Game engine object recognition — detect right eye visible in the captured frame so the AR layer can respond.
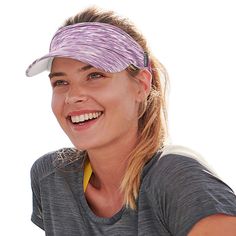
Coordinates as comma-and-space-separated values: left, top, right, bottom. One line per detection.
52, 80, 68, 87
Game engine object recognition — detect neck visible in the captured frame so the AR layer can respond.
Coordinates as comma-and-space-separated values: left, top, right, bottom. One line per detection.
86, 129, 138, 194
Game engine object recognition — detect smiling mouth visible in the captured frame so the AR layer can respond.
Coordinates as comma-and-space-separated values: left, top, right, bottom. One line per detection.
69, 111, 103, 124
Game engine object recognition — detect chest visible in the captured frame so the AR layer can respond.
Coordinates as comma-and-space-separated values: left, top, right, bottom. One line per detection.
40, 179, 171, 236
39, 166, 172, 235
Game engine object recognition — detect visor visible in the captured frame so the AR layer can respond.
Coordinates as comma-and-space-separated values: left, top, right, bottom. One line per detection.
26, 22, 149, 77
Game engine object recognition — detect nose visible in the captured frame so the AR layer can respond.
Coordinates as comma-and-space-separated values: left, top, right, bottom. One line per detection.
65, 86, 88, 104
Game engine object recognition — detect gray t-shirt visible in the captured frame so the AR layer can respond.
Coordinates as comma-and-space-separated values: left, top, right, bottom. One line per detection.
30, 147, 236, 236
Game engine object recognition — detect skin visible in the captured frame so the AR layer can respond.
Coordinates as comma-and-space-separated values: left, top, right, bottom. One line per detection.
50, 57, 236, 234
50, 58, 148, 151
50, 57, 151, 217
188, 214, 236, 236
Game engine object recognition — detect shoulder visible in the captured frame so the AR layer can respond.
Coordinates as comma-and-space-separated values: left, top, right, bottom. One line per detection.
30, 150, 57, 182
30, 147, 81, 182
145, 145, 214, 178
143, 145, 231, 193
159, 144, 212, 169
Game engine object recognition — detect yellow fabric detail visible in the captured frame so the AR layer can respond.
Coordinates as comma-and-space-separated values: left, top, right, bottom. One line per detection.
83, 160, 92, 192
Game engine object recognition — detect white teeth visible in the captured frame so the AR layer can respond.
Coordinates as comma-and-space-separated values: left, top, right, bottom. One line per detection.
80, 115, 85, 122
71, 112, 102, 123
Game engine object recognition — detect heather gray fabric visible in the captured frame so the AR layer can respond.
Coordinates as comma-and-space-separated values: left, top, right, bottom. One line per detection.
30, 148, 236, 236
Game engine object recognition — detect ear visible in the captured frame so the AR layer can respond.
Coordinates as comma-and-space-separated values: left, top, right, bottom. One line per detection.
135, 69, 152, 102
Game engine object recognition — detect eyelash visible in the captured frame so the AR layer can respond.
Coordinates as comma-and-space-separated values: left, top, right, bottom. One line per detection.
87, 72, 105, 80
52, 80, 68, 87
51, 72, 105, 88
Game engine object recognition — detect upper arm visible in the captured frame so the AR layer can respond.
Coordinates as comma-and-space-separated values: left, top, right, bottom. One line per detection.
30, 160, 44, 230
188, 214, 236, 236
30, 152, 55, 230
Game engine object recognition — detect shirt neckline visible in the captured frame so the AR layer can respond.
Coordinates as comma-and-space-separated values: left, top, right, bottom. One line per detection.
70, 150, 162, 224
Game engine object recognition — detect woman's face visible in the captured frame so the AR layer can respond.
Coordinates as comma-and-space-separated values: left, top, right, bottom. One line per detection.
50, 57, 141, 152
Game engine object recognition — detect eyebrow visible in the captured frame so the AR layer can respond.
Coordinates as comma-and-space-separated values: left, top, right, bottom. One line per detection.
48, 64, 93, 79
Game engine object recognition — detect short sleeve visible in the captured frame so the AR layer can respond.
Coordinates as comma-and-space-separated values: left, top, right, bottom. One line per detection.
30, 160, 44, 230
154, 154, 236, 236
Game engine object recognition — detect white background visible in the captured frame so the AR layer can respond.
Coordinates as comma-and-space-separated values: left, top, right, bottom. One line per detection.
1, 0, 235, 235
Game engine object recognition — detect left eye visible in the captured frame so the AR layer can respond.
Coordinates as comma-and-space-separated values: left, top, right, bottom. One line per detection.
87, 72, 104, 80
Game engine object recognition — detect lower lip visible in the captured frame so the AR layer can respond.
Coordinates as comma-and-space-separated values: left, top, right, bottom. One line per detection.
69, 114, 102, 132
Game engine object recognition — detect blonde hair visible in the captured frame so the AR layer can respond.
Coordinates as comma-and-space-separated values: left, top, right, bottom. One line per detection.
63, 7, 169, 209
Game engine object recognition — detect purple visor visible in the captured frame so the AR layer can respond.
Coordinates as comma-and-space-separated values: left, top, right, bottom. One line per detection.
26, 22, 149, 77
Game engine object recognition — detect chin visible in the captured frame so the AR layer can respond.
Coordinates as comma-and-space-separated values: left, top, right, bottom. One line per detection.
70, 138, 101, 151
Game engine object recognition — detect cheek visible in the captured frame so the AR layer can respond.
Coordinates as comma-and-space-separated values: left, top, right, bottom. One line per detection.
105, 88, 138, 120
51, 93, 64, 118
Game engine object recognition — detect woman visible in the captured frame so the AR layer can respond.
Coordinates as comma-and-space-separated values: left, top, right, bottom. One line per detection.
26, 7, 236, 236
